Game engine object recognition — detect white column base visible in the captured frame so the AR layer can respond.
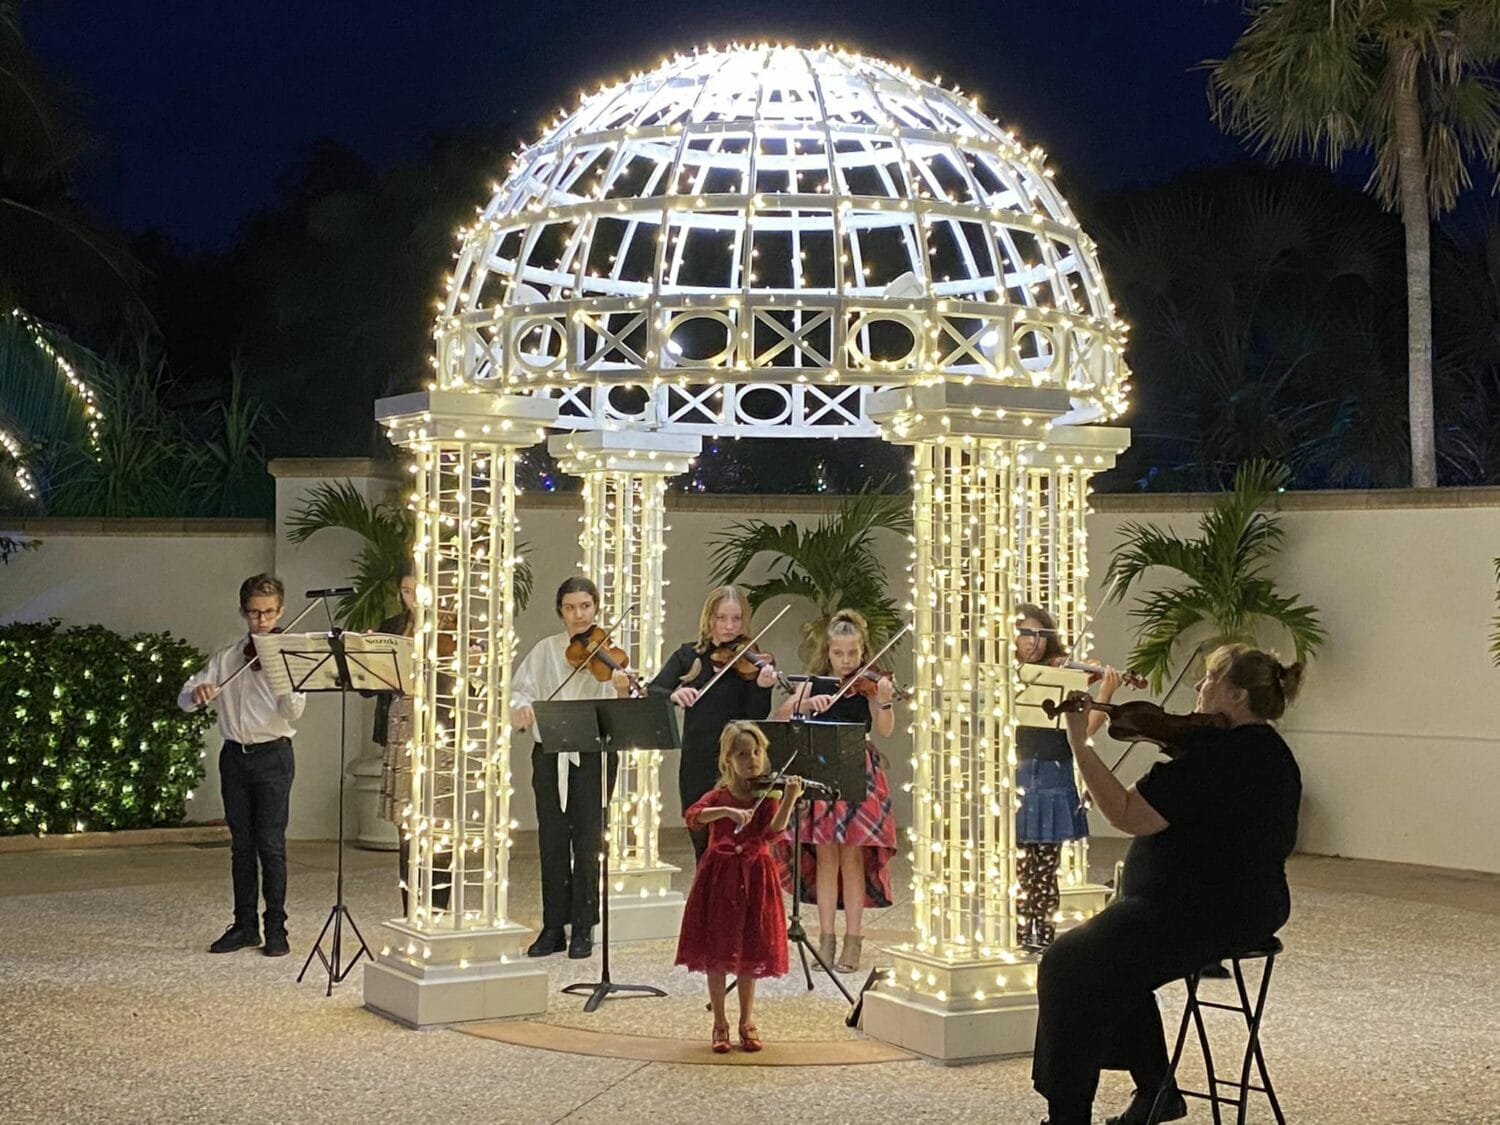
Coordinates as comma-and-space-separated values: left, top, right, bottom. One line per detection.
590, 866, 685, 942
861, 986, 1038, 1063
859, 947, 1041, 1062
1058, 881, 1111, 927
362, 920, 548, 1028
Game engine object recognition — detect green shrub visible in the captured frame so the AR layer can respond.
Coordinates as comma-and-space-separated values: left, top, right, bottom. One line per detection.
0, 620, 212, 836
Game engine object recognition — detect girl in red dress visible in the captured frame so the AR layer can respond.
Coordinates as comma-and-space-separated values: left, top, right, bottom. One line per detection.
772, 609, 898, 975
675, 720, 803, 1053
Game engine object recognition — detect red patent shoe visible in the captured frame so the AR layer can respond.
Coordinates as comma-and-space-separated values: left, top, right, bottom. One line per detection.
738, 1022, 763, 1052
711, 1022, 731, 1054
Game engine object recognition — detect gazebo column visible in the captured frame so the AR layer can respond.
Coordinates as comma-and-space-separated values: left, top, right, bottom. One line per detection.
549, 429, 702, 941
860, 382, 1098, 1061
363, 390, 556, 1028
1017, 429, 1129, 929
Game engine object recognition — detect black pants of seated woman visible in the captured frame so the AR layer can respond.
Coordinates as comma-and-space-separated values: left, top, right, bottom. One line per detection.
1033, 895, 1241, 1124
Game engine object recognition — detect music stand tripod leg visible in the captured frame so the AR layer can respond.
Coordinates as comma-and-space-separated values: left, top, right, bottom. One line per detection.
293, 638, 370, 994
560, 733, 666, 1011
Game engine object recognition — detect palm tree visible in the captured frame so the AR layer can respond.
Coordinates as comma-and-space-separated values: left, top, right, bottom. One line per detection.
1092, 164, 1410, 489
1206, 1, 1500, 489
1104, 460, 1326, 690
286, 480, 533, 630
0, 2, 145, 327
707, 484, 912, 664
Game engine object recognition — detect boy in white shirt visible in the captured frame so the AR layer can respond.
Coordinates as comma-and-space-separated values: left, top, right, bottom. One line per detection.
179, 574, 306, 957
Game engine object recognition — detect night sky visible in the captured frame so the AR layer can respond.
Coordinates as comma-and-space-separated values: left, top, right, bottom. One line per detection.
25, 1, 1251, 249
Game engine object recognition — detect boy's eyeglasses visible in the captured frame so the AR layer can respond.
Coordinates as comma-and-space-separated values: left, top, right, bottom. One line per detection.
243, 608, 281, 620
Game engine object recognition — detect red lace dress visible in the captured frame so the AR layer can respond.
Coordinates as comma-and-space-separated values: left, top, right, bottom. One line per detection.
674, 787, 789, 978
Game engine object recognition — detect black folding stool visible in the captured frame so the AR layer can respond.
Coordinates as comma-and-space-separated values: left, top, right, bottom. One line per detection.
1148, 936, 1286, 1125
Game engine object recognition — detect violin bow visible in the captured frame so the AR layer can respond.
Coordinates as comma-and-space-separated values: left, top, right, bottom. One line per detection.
690, 604, 790, 703
734, 746, 801, 835
1105, 641, 1205, 774
545, 603, 638, 702
821, 622, 912, 708
209, 599, 322, 697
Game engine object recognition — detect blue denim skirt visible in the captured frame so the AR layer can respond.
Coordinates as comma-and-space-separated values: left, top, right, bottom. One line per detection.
1016, 757, 1089, 843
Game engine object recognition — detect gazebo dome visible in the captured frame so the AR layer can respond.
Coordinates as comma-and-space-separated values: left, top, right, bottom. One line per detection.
437, 44, 1130, 436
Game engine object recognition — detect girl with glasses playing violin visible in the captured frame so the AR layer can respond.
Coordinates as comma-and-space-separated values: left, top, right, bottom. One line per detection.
648, 586, 779, 864
1014, 603, 1138, 951
511, 576, 633, 960
770, 609, 899, 974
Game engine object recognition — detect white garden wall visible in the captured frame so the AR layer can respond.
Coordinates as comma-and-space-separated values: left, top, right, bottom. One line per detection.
5, 475, 1497, 874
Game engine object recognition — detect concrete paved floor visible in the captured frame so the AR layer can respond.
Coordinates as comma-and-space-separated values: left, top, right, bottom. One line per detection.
1, 832, 1497, 1124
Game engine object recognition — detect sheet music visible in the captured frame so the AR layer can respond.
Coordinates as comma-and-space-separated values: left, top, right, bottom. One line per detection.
250, 631, 414, 696
1014, 664, 1091, 729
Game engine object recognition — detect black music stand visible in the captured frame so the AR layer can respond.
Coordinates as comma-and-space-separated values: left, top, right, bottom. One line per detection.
757, 717, 869, 1005
532, 696, 679, 1013
256, 629, 409, 995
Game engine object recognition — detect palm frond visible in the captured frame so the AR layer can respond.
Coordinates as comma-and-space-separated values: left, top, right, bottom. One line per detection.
1104, 521, 1205, 600
1126, 586, 1215, 693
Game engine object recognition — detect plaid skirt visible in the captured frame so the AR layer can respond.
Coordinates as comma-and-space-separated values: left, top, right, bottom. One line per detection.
776, 742, 896, 908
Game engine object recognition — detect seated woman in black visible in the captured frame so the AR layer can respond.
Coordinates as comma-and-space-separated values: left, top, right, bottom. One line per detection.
1032, 644, 1303, 1125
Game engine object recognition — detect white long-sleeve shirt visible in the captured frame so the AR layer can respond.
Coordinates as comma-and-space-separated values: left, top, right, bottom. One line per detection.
178, 635, 307, 744
510, 632, 616, 810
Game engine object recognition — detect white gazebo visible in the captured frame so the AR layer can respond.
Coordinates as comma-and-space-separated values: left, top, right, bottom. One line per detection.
365, 44, 1130, 1058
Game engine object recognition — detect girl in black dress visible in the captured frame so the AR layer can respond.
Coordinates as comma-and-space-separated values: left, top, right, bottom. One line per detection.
649, 586, 779, 861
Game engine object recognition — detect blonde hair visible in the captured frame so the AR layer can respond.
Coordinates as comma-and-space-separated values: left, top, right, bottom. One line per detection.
715, 720, 770, 799
697, 585, 752, 648
1207, 644, 1305, 721
811, 609, 870, 676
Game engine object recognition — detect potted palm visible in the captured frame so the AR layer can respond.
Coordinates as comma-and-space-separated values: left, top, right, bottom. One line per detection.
286, 479, 533, 847
707, 483, 911, 664
1104, 460, 1326, 692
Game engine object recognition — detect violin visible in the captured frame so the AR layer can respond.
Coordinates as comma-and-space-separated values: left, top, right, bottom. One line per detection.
707, 636, 782, 685
833, 668, 912, 703
1042, 696, 1229, 757
746, 773, 835, 801
1062, 661, 1149, 691
566, 625, 644, 694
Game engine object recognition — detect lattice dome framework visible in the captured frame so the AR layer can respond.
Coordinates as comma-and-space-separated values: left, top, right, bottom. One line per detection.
437, 44, 1131, 436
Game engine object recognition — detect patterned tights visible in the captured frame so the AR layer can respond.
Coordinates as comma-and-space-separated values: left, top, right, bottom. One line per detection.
1017, 843, 1063, 948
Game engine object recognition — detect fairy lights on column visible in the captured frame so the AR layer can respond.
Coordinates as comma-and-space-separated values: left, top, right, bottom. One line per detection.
551, 430, 700, 934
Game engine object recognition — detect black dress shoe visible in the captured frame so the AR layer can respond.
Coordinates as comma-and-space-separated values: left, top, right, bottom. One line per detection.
208, 924, 261, 953
1105, 1084, 1187, 1125
568, 930, 593, 959
262, 931, 290, 957
526, 926, 568, 957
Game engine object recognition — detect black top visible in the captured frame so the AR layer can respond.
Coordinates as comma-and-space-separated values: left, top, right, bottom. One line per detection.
800, 676, 873, 731
649, 642, 773, 802
1121, 722, 1301, 939
1016, 725, 1073, 763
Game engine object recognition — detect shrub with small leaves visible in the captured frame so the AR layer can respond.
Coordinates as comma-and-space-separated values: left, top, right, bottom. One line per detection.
0, 620, 212, 836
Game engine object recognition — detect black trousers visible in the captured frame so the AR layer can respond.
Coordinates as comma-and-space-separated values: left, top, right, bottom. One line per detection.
219, 739, 294, 932
531, 745, 618, 931
1032, 895, 1234, 1121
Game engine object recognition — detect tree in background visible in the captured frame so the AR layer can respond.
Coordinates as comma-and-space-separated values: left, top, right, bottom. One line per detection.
707, 484, 912, 664
1092, 164, 1412, 490
1208, 0, 1500, 489
1104, 460, 1326, 690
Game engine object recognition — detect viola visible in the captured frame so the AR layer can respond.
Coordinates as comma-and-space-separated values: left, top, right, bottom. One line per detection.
566, 625, 644, 694
1042, 696, 1228, 757
1062, 661, 1149, 691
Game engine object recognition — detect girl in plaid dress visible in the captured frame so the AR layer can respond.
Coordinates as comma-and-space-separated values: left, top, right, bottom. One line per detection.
772, 610, 897, 973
